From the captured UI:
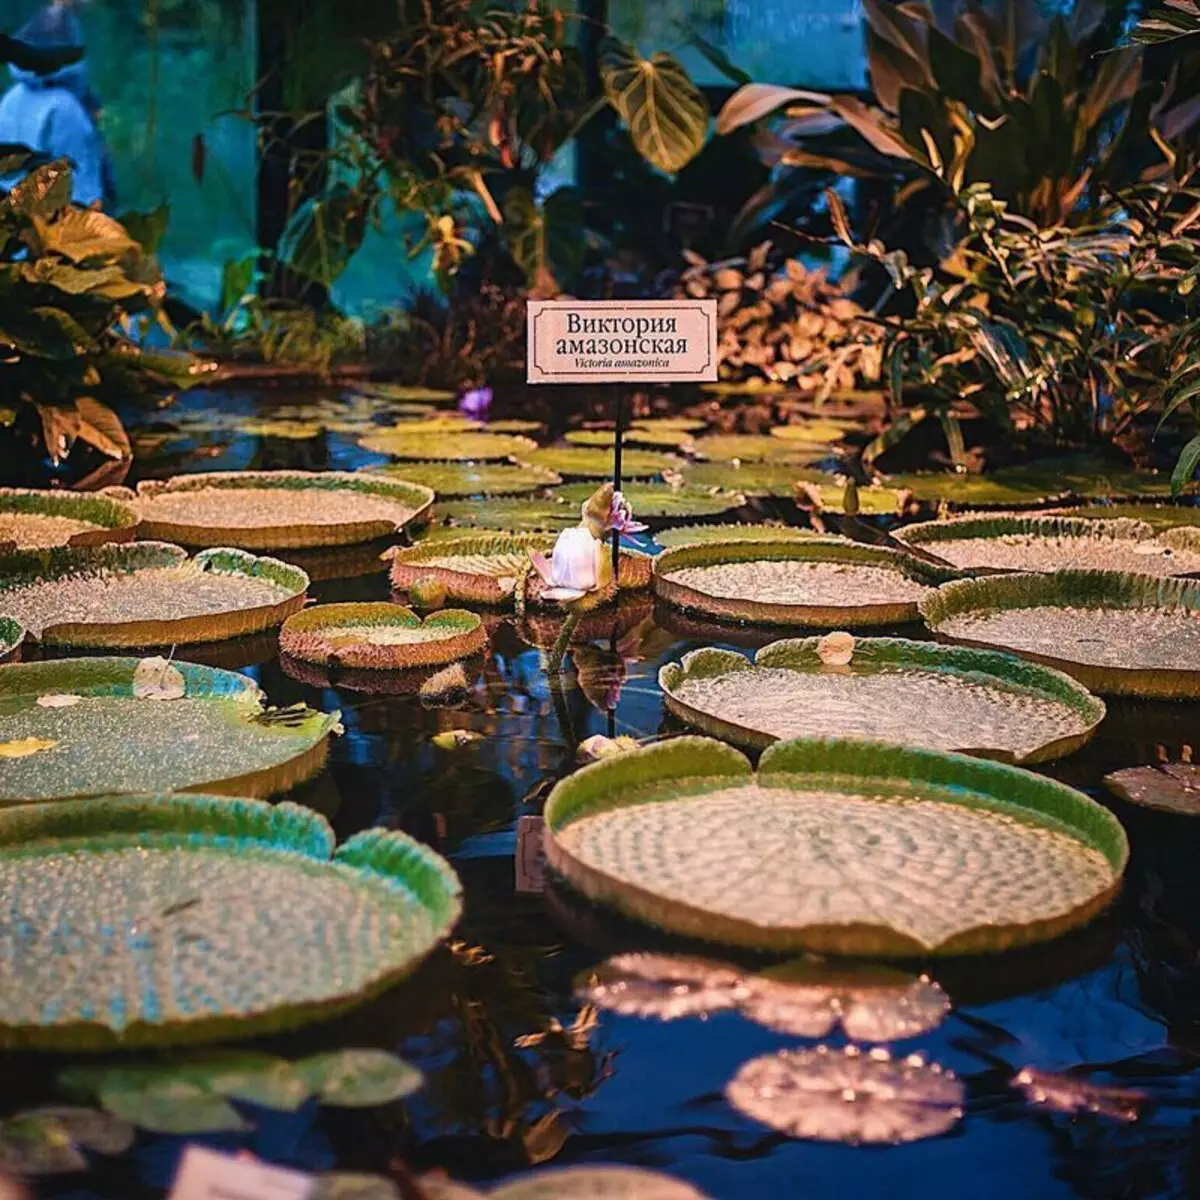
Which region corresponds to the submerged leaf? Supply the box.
[98,1079,248,1135]
[293,1049,423,1108]
[0,1107,133,1176]
[131,656,186,701]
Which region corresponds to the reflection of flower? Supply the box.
[458,386,493,421]
[530,526,613,603]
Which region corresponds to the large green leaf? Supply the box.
[280,185,367,287]
[503,186,583,289]
[600,38,709,174]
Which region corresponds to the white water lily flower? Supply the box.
[529,526,613,602]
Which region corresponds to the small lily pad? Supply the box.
[896,515,1200,577]
[353,384,456,403]
[633,417,709,433]
[553,481,746,520]
[565,427,694,450]
[490,1167,710,1199]
[292,1049,423,1107]
[544,736,1127,954]
[96,1079,248,1134]
[132,471,434,550]
[0,657,338,802]
[656,524,834,549]
[375,461,561,497]
[526,446,681,480]
[0,542,308,648]
[1045,501,1200,531]
[660,638,1105,763]
[1105,762,1200,815]
[0,795,461,1048]
[920,570,1200,698]
[0,1107,135,1175]
[280,603,486,670]
[726,1046,963,1145]
[0,488,137,550]
[440,497,577,532]
[359,430,538,461]
[770,420,856,444]
[654,540,953,627]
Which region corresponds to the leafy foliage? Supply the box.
[1131,0,1200,45]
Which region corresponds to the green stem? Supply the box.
[548,609,582,679]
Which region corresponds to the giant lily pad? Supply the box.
[0,794,460,1048]
[358,429,537,461]
[280,603,486,670]
[653,540,955,627]
[0,488,137,550]
[130,471,434,550]
[690,434,824,463]
[553,481,746,520]
[490,1168,709,1200]
[0,542,308,648]
[1105,762,1200,816]
[526,446,681,480]
[895,515,1200,577]
[660,638,1104,763]
[375,461,561,497]
[389,534,651,607]
[682,461,904,512]
[1045,501,1200,532]
[656,523,836,549]
[726,1046,963,1145]
[439,497,577,533]
[543,736,1127,954]
[0,657,338,802]
[565,427,694,450]
[920,571,1200,698]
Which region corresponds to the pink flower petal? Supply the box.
[528,550,555,586]
[542,586,587,602]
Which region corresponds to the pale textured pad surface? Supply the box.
[672,667,1088,757]
[0,564,294,638]
[322,624,462,646]
[418,552,529,578]
[136,488,418,530]
[0,514,100,549]
[556,784,1115,949]
[0,846,435,1031]
[926,534,1200,576]
[663,560,929,605]
[941,606,1200,670]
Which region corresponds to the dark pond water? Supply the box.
[10,388,1200,1199]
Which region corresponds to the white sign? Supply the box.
[168,1146,314,1200]
[527,299,719,384]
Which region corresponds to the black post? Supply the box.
[611,384,624,581]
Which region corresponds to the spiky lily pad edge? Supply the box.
[652,539,961,629]
[279,602,487,670]
[919,570,1200,699]
[543,736,1128,956]
[659,638,1106,764]
[0,488,138,548]
[133,471,435,551]
[896,513,1154,550]
[0,657,340,802]
[0,542,310,649]
[0,795,461,1050]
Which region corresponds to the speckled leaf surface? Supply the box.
[0,488,137,550]
[375,461,561,498]
[656,524,834,548]
[553,482,745,519]
[439,498,577,532]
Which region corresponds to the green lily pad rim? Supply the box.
[0,487,138,546]
[655,523,836,549]
[0,656,340,802]
[564,428,694,449]
[896,513,1155,549]
[653,538,964,628]
[544,735,1128,956]
[279,602,487,670]
[358,429,539,461]
[0,794,462,1050]
[375,461,563,497]
[659,637,1106,764]
[919,569,1200,698]
[0,542,310,648]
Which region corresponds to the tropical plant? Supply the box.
[824,166,1200,465]
[1131,0,1200,44]
[0,156,204,486]
[718,0,1200,240]
[673,240,883,393]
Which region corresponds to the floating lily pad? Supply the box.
[895,515,1200,577]
[1045,501,1200,531]
[0,657,338,802]
[131,471,434,550]
[656,524,835,549]
[654,540,954,627]
[633,417,709,433]
[770,420,856,444]
[0,618,22,664]
[920,571,1200,698]
[1105,762,1200,815]
[683,462,902,512]
[490,1167,710,1200]
[526,446,681,480]
[660,638,1104,763]
[579,953,949,1042]
[481,419,545,434]
[726,1046,963,1145]
[690,434,824,463]
[376,461,561,497]
[359,430,538,461]
[553,481,746,520]
[280,603,486,670]
[565,427,694,450]
[1011,1068,1144,1121]
[543,736,1127,954]
[0,542,308,648]
[389,535,651,607]
[439,497,577,532]
[0,794,461,1048]
[293,1048,424,1107]
[353,384,456,403]
[0,1107,134,1174]
[0,488,137,550]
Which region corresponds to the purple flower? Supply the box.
[458,386,493,421]
[608,490,648,535]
